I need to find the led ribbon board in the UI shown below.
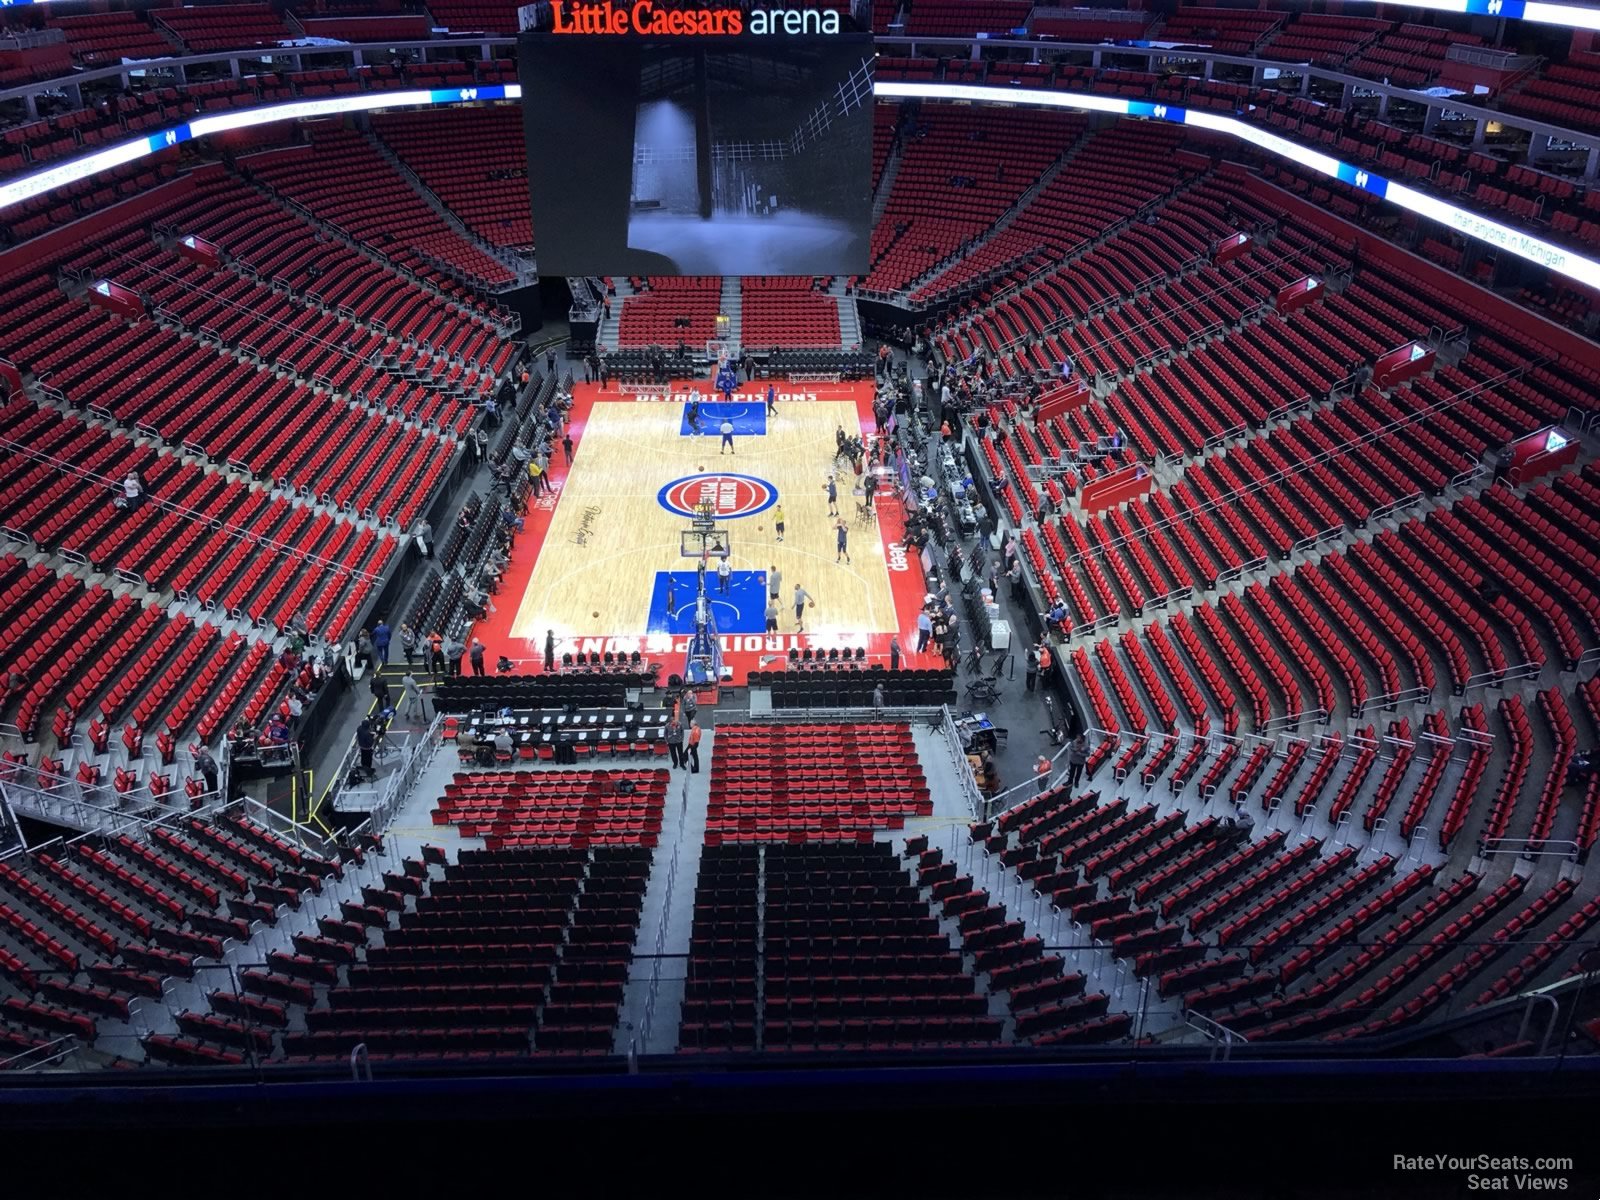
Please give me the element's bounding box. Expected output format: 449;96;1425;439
1249;0;1600;33
2;78;1597;291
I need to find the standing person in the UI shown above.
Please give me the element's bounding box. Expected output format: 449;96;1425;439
194;746;219;795
400;670;425;720
764;596;779;634
719;417;735;455
1008;556;1024;602
546;347;557;375
1024;645;1039;693
600;360;611;390
1066;731;1090;788
413;519;433;559
835;518;850;565
369;670;391;713
372;619;391;665
766;382;776;415
686;720;702;773
399;623;418;668
825;473;838;517
717;552;731;594
1035;754;1052;795
768;566;782;605
544;630;556;673
469;639;486;676
355;629;374;671
793;583;812;632
915;609;933;654
889;634;902;670
427;631;445;679
1037;641;1054;678
773;504;785;544
665;714;683;768
872;681;885;712
356;720;375;781
562;431;574;464
444;634;465;678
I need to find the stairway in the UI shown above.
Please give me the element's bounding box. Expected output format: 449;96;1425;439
872;120;909;225
719;277;743;354
359;124;537;290
596;278;634;350
898;128;1095;299
830;277;864;351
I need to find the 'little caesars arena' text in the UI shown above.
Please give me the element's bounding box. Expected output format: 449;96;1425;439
549;2;844;35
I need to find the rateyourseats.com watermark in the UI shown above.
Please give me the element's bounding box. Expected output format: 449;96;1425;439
1394;1155;1576;1191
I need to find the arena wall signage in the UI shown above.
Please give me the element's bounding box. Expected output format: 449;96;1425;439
545;2;845;36
2;78;1597;291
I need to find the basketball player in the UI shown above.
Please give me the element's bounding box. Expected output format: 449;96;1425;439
793;583;812;632
773;504;785;543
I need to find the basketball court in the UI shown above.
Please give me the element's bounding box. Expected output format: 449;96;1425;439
468;375;929;683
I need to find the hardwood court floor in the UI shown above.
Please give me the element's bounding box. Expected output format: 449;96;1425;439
506;388;903;654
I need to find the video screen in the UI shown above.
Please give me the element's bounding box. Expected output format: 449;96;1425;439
519;31;874;276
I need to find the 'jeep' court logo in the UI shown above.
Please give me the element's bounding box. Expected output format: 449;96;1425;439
658;474;776;520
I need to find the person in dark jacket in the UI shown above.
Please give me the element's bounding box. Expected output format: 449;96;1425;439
195;746;219;794
665;716;683;768
356;719;375;779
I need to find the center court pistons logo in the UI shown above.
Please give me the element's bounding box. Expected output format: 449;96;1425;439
657;473;776;520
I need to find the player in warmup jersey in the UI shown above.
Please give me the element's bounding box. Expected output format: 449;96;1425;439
716;359;738;404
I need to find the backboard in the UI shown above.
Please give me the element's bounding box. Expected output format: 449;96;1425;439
680;529;731;558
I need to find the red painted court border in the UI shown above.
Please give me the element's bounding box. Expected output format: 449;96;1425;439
468;378;930;684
